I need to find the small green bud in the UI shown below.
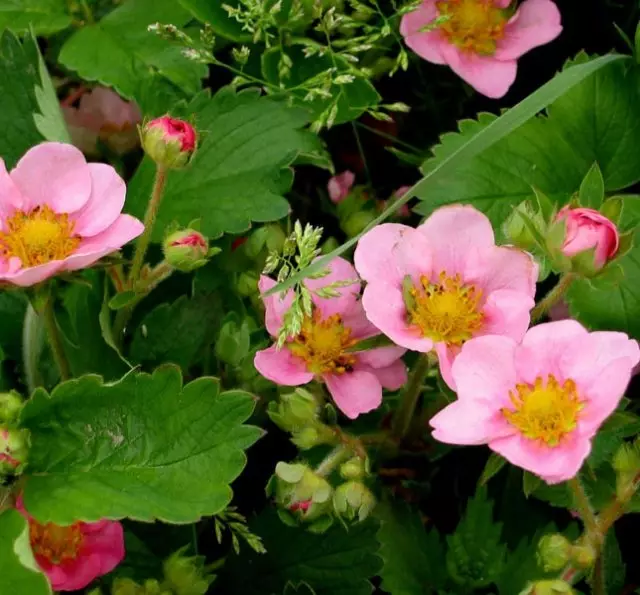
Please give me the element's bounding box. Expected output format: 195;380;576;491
141;116;197;169
341;210;376;238
537;534;571;572
339;457;368;480
163;548;215;595
163;229;210;272
503;201;544;250
0;392;23;424
113;578;169;595
274;462;333;506
0;427;29;476
519;580;574;595
235;271;260;297
320;236;340;255
570;542;597;569
332;481;376;522
290;426;331;450
268;388;321;432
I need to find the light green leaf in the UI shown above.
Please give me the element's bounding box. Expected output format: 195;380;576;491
220;510;380;595
58;0;206;112
0;0;71;35
480;453;508;486
376;500;447;594
127;87;323;240
21;365;262;524
579;162;605;209
0;510;51;595
178;0;251;41
267;54;628;296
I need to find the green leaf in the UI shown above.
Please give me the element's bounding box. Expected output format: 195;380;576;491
0;0;72;35
130;295;221;370
220;510;380;595
127;87;323;240
20;365;262;523
0;31;46;168
523;471;543;498
593;532;625;595
58;0;206;111
376;499;447;594
414;57;640;228
109;291;139;310
178;0;251;41
261;45;381;125
480;453;508;486
579;162;605;209
446;487;506;589
267;54;628;296
588;410;640;469
0;510;51;595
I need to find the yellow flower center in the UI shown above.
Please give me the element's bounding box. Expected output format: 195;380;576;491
29;520;84;564
288;310;358;375
407;272;484;345
0;205;80;268
502;375;584;446
436;0;507;55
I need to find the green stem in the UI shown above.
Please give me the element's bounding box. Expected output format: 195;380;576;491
391;355;430;441
351;122;372;187
41;297;71;382
531;273;575;323
21;304;45;393
128;165;167;287
78;0;94;23
315;445;351;477
568;477;598;535
592;555;606;595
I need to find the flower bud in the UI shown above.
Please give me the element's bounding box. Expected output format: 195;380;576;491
332;481;376;522
163;548;214;595
113;578;168;595
268;388;321;432
0;392;23;424
327;171;355;204
0;427;29;475
163;229;209;272
570;542;596;569
519;580;574;595
555;206;619;271
142;116;197;169
341;210;376;238
274;462;332;508
245;225;286;260
339;457;368;480
290;425;334;450
537;534;571;572
504;201;544;251
235;271;259;297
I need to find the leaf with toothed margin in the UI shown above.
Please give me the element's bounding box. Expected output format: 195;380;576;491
19;365;262;524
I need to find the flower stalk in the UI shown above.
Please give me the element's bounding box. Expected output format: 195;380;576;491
531;273;576;323
40;296;71;382
391;354;431;441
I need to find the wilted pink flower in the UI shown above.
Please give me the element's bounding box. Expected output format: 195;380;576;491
328;171;356;204
62;87;141;156
17;496;125;591
254;257;407;419
556;206;619;269
354;205;537;388
430;321;640;483
400;0;563;98
0;142;144;287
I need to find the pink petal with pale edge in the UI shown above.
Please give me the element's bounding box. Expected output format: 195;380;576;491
71;163;126;237
434;342;457;390
490;432;591;484
361;281;434;352
341;301;381;341
392;229;433;285
369;360;408;390
354;223;414;284
399;1;447;65
0;261;65;287
0;158;25;225
259;276;294;337
357;345;406;368
495;0;562;61
254;346;313;386
306;256;361;318
324;370;382;419
480;289;534;342
9;142;92;213
439;43;518;99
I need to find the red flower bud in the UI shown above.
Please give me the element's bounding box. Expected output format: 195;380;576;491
142;116;197;168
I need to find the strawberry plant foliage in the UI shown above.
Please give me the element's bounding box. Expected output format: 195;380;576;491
20;365;261;524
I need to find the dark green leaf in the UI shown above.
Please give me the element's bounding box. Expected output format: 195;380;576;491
0;0;72;35
109;291;139;310
480;453;507;486
523;471;543;498
592;532;625;595
579;162;605;209
21;365;262;523
588;411;640;469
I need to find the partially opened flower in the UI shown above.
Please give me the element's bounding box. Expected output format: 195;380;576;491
0;142;144;287
254;257;407;419
17;496;125;591
400;0;562;98
354;205;537;388
430;321;640;483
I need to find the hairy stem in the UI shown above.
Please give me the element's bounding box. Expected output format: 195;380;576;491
41;297;71;382
316;445;351;477
22;303;45;393
531;273;575;323
568;477;599;535
391;355;430;441
592;555;606;595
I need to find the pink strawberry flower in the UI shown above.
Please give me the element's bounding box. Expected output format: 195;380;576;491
429;321;640;483
328;171;356;204
62;86;141;156
17;496;125;591
254;257;407;419
400;0;563;98
0;142;144;287
556;206;619;269
354;205;537;388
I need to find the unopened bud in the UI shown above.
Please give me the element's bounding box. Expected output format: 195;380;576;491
113;578;168;595
537;534;571;572
163;548;214;595
0;427;29;476
339;457;368;480
570;542;597;569
341;210;376;238
0;392;23;424
163;229;210;272
268;388;321;432
245;225;287;260
291;426;332;450
274;462;332;507
332;481;376;522
519;580;574;595
142;116;197;169
235;271;259;297
503;201;544;251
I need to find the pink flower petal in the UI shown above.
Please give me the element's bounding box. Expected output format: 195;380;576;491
496;0;562;61
341;301;381;340
71;164;126;237
0;261;65;287
480;289;534;342
417;205;495;278
368;360;407;390
354;223;414;284
259;276;294;338
306;257;361;318
469;246;538;296
439;43;518;99
392;228;433;285
0;158;26;224
82;520;125;576
81;87;141;130
254;346;313;386
61;214;144;272
9;142;92;213
435;342;457;390
490;432;591;484
357;345;406;368
324;370;382;419
361;281;434;352
400;1;447;65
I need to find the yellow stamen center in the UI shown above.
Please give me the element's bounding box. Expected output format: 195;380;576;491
436;0;507;55
408;272;484;345
288;310;358;375
502;375;584;446
0;205;80;268
29;520;84;564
